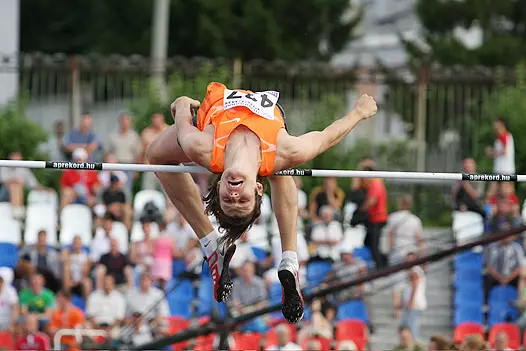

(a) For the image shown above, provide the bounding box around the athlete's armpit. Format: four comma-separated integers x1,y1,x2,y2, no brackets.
176,122,213,168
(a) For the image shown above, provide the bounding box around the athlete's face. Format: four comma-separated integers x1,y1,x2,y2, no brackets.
219,169,263,217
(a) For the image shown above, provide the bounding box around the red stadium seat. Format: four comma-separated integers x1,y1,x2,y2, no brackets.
302,337,332,351
0,331,14,349
194,316,215,351
169,316,191,351
232,332,262,350
264,322,297,348
335,319,368,351
453,322,485,343
489,323,520,350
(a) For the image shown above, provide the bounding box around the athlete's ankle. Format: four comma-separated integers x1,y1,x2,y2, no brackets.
280,251,299,270
200,229,219,257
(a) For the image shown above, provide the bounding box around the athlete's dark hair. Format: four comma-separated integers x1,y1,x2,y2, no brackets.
203,174,265,247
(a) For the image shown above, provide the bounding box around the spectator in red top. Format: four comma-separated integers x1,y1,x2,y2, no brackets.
15,314,51,351
361,162,388,269
487,182,520,218
60,148,100,210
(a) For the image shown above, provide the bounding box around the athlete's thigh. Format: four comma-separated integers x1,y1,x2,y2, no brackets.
147,124,191,164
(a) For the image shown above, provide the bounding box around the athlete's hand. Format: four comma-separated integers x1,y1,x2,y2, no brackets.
354,94,377,120
171,96,201,121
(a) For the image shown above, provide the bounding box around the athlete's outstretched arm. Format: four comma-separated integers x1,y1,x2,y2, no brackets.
268,175,298,253
171,97,213,166
280,94,377,169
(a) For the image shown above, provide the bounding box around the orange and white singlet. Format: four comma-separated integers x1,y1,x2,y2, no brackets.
196,82,286,177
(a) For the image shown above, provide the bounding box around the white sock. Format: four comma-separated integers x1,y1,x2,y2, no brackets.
281,251,299,270
200,230,219,258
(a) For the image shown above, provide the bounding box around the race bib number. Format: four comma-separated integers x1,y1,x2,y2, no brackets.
223,89,280,120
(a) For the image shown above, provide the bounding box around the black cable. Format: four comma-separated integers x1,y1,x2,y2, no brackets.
133,225,526,350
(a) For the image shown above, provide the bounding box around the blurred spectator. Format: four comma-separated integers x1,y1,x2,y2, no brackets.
361,166,388,269
487,182,520,218
297,299,335,345
485,235,523,297
20,230,61,292
348,158,377,228
99,174,132,228
62,236,92,299
151,222,176,289
452,158,485,217
310,206,343,261
307,339,324,350
266,323,302,350
294,177,309,227
60,148,100,210
63,114,101,161
96,238,133,291
267,231,309,287
230,232,258,272
19,273,54,326
125,273,169,333
0,151,51,219
393,325,424,351
120,312,154,347
90,213,114,263
494,332,511,351
47,290,85,349
14,314,51,350
485,117,515,175
400,252,427,341
105,113,140,189
98,153,129,189
309,177,345,223
86,274,126,328
0,275,19,332
428,335,450,350
39,120,66,161
231,261,267,332
460,334,487,351
140,113,168,190
130,222,155,278
487,196,521,234
387,195,424,315
514,267,526,331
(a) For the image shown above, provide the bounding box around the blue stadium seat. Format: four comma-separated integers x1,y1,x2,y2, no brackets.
172,259,187,278
251,247,267,261
353,247,373,266
306,261,332,286
455,251,483,269
71,294,86,312
336,300,368,322
488,306,519,326
167,278,194,318
489,285,517,305
269,283,282,305
196,275,227,318
0,244,18,269
454,270,483,289
454,305,484,325
455,288,483,307
488,285,519,326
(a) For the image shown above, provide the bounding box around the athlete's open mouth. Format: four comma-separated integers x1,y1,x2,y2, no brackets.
228,180,243,188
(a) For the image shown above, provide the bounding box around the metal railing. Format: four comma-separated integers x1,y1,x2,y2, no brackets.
53,328,107,350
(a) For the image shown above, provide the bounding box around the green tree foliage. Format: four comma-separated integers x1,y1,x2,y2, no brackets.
408,0,526,67
20,0,361,61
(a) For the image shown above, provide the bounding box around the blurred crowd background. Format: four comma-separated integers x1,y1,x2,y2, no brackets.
2,0,526,350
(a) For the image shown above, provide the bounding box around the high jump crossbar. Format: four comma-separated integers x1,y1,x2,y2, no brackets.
0,159,524,181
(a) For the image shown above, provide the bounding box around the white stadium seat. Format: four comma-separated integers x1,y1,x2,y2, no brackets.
452,211,484,245
24,204,58,245
133,190,166,217
0,217,22,245
60,204,93,246
342,225,366,251
343,202,358,229
130,221,159,242
27,190,58,210
111,221,129,254
0,203,13,220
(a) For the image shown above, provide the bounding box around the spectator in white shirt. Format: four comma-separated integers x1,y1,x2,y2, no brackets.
0,275,19,331
266,324,302,351
86,274,126,329
310,206,343,261
230,232,257,272
62,236,92,299
485,117,515,175
90,214,114,263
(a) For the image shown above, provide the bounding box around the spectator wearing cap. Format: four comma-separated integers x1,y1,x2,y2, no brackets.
86,274,126,329
47,290,85,349
98,173,132,229
0,275,19,332
63,114,101,161
0,150,52,219
105,113,141,190
14,314,51,350
60,148,100,210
